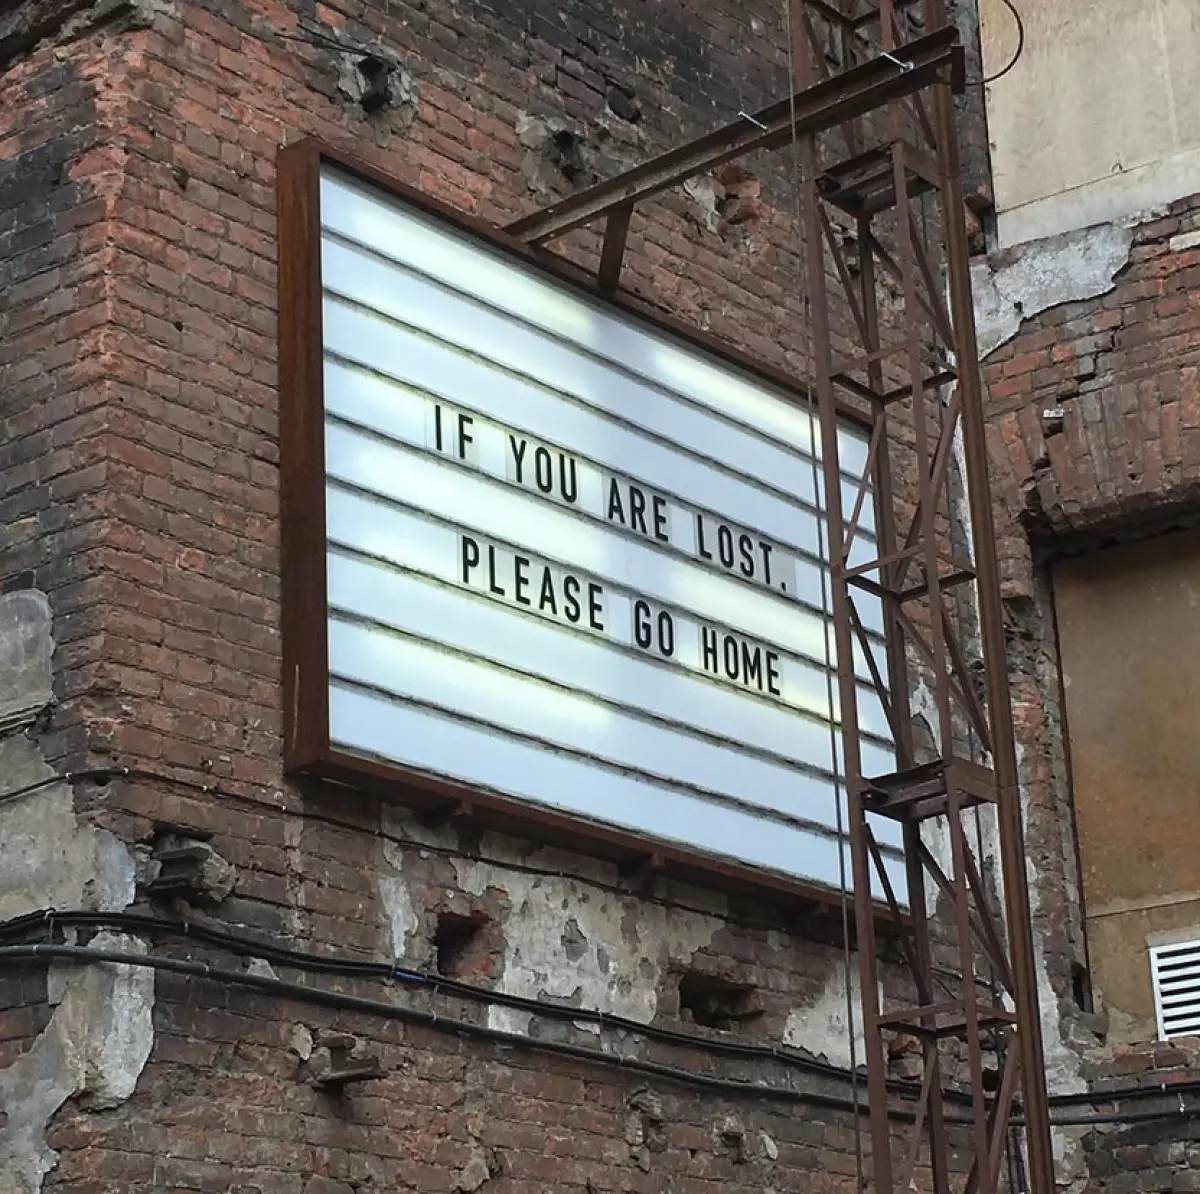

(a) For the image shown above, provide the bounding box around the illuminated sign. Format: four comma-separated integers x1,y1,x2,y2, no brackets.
278,144,901,900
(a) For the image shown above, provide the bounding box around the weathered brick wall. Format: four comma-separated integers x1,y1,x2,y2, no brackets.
978,198,1200,1180
0,8,126,770
0,962,51,1072
1077,1039,1200,1194
0,0,968,1191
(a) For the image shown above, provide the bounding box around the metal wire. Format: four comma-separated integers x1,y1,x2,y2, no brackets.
979,0,1025,86
782,3,867,1188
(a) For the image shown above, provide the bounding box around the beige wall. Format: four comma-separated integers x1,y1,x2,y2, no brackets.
1054,530,1200,1043
980,0,1200,246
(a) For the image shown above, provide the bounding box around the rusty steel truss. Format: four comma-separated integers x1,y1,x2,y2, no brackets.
506,4,1054,1194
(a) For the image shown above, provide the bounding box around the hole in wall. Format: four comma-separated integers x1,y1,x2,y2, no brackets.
356,54,391,113
677,971,761,1030
1071,960,1094,1013
434,912,491,979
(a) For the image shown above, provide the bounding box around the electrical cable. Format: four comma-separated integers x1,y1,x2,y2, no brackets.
978,0,1024,87
0,941,930,1120
0,765,822,936
8,907,1198,1116
2,940,1196,1129
0,906,967,1103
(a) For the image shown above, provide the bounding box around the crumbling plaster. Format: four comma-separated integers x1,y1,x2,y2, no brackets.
0,591,154,1193
376,808,873,1063
449,850,722,1032
782,956,868,1071
971,221,1134,360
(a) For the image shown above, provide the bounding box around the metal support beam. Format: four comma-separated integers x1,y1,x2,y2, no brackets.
507,3,1054,1190
789,2,1056,1192
504,27,962,245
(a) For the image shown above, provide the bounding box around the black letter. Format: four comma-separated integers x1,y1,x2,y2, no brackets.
510,435,527,482
652,496,668,543
657,610,675,657
633,600,652,649
461,535,480,584
717,525,735,568
534,446,553,493
738,533,755,578
760,541,774,585
701,626,718,674
696,514,713,561
564,575,582,623
434,404,444,451
766,652,782,697
587,583,604,632
723,635,739,681
629,486,648,535
514,555,531,605
457,412,474,460
487,546,505,596
607,478,626,525
538,567,558,615
559,455,578,504
742,641,764,690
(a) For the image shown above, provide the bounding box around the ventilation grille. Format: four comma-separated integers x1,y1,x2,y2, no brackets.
1150,939,1200,1040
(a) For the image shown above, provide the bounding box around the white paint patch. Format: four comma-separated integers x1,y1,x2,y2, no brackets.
0,934,156,1192
379,838,420,959
0,766,135,924
451,855,720,1027
971,223,1133,359
784,956,870,1070
0,591,150,1193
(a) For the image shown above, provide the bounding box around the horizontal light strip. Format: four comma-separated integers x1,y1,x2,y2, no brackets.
329,682,909,895
321,451,885,686
324,355,888,633
320,170,872,477
326,547,899,791
322,237,874,513
329,614,901,847
322,296,877,555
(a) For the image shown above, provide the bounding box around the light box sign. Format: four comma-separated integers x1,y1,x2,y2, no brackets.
278,142,902,902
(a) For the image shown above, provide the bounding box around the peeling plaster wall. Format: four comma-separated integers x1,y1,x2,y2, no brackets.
450,851,722,1029
972,223,1134,359
0,592,153,1192
783,958,867,1071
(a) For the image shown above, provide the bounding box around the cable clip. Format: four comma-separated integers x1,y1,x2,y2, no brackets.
738,110,769,131
881,51,914,73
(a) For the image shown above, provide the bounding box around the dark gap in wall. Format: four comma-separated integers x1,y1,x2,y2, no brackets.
435,912,490,979
677,971,761,1030
1072,960,1094,1014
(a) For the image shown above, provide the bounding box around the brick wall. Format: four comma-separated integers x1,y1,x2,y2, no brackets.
0,0,966,1191
0,10,120,769
0,962,51,1072
8,0,1188,1183
979,198,1200,1182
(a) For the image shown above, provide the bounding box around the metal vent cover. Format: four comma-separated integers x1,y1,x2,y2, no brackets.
1150,938,1200,1040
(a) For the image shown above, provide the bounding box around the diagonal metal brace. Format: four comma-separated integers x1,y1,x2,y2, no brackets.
505,28,964,245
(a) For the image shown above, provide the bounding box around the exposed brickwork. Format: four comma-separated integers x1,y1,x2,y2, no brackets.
985,198,1200,581
0,0,961,1190
4,0,1192,1182
0,962,51,1072
38,959,973,1194
979,198,1200,1182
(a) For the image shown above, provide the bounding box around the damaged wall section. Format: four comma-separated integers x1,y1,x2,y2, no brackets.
0,592,154,1193
975,186,1200,1188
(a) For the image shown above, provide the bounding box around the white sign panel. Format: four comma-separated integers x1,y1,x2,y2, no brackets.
312,165,901,897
